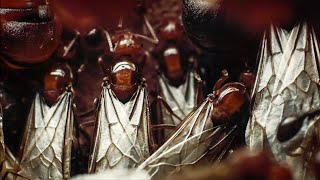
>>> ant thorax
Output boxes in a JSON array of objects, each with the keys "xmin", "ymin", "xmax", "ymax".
[
  {"xmin": 43, "ymin": 63, "xmax": 73, "ymax": 106},
  {"xmin": 110, "ymin": 61, "xmax": 139, "ymax": 103},
  {"xmin": 161, "ymin": 46, "xmax": 185, "ymax": 86},
  {"xmin": 210, "ymin": 83, "xmax": 248, "ymax": 124}
]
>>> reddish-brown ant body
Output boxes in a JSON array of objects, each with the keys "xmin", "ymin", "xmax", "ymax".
[
  {"xmin": 42, "ymin": 62, "xmax": 73, "ymax": 106},
  {"xmin": 0, "ymin": 1, "xmax": 62, "ymax": 69}
]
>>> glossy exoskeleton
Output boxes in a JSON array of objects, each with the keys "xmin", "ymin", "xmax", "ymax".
[
  {"xmin": 247, "ymin": 22, "xmax": 320, "ymax": 180},
  {"xmin": 1, "ymin": 0, "xmax": 47, "ymax": 8},
  {"xmin": 51, "ymin": 4, "xmax": 158, "ymax": 155},
  {"xmin": 182, "ymin": 0, "xmax": 260, "ymax": 56},
  {"xmin": 153, "ymin": 16, "xmax": 191, "ymax": 85},
  {"xmin": 239, "ymin": 68, "xmax": 256, "ymax": 93},
  {"xmin": 77, "ymin": 60, "xmax": 142, "ymax": 133},
  {"xmin": 42, "ymin": 62, "xmax": 74, "ymax": 106},
  {"xmin": 17, "ymin": 62, "xmax": 77, "ymax": 179},
  {"xmin": 182, "ymin": 0, "xmax": 319, "ymax": 55},
  {"xmin": 54, "ymin": 3, "xmax": 158, "ymax": 73},
  {"xmin": 99, "ymin": 14, "xmax": 159, "ymax": 71},
  {"xmin": 88, "ymin": 60, "xmax": 155, "ymax": 172},
  {"xmin": 210, "ymin": 70, "xmax": 248, "ymax": 124},
  {"xmin": 73, "ymin": 16, "xmax": 159, "ymax": 167},
  {"xmin": 52, "ymin": 0, "xmax": 152, "ymax": 34},
  {"xmin": 53, "ymin": 27, "xmax": 109, "ymax": 76},
  {"xmin": 0, "ymin": 1, "xmax": 62, "ymax": 69},
  {"xmin": 109, "ymin": 61, "xmax": 139, "ymax": 103},
  {"xmin": 138, "ymin": 70, "xmax": 249, "ymax": 179},
  {"xmin": 42, "ymin": 62, "xmax": 91, "ymax": 175},
  {"xmin": 150, "ymin": 16, "xmax": 204, "ymax": 146}
]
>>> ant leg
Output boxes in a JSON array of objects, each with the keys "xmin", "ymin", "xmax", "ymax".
[
  {"xmin": 79, "ymin": 120, "xmax": 95, "ymax": 129},
  {"xmin": 97, "ymin": 55, "xmax": 112, "ymax": 76},
  {"xmin": 102, "ymin": 30, "xmax": 114, "ymax": 52},
  {"xmin": 213, "ymin": 69, "xmax": 229, "ymax": 92},
  {"xmin": 156, "ymin": 96, "xmax": 183, "ymax": 121},
  {"xmin": 152, "ymin": 124, "xmax": 176, "ymax": 130},
  {"xmin": 187, "ymin": 55, "xmax": 205, "ymax": 104},
  {"xmin": 195, "ymin": 72, "xmax": 205, "ymax": 105},
  {"xmin": 77, "ymin": 37, "xmax": 89, "ymax": 73},
  {"xmin": 62, "ymin": 31, "xmax": 80, "ymax": 58},
  {"xmin": 134, "ymin": 15, "xmax": 159, "ymax": 44},
  {"xmin": 77, "ymin": 98, "xmax": 99, "ymax": 119},
  {"xmin": 144, "ymin": 15, "xmax": 159, "ymax": 44},
  {"xmin": 147, "ymin": 118, "xmax": 157, "ymax": 153},
  {"xmin": 151, "ymin": 95, "xmax": 182, "ymax": 145}
]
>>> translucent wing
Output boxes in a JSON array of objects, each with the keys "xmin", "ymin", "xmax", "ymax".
[
  {"xmin": 1, "ymin": 148, "xmax": 25, "ymax": 180},
  {"xmin": 247, "ymin": 22, "xmax": 320, "ymax": 179},
  {"xmin": 158, "ymin": 70, "xmax": 201, "ymax": 126},
  {"xmin": 276, "ymin": 109, "xmax": 320, "ymax": 180},
  {"xmin": 1, "ymin": 105, "xmax": 30, "ymax": 180},
  {"xmin": 18, "ymin": 92, "xmax": 74, "ymax": 179},
  {"xmin": 155, "ymin": 70, "xmax": 203, "ymax": 144},
  {"xmin": 1, "ymin": 104, "xmax": 17, "ymax": 179},
  {"xmin": 137, "ymin": 95, "xmax": 241, "ymax": 180},
  {"xmin": 246, "ymin": 24, "xmax": 285, "ymax": 149},
  {"xmin": 89, "ymin": 85, "xmax": 151, "ymax": 172},
  {"xmin": 71, "ymin": 168, "xmax": 150, "ymax": 180},
  {"xmin": 1, "ymin": 104, "xmax": 4, "ymax": 165}
]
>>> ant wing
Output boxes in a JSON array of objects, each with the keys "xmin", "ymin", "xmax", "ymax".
[
  {"xmin": 276, "ymin": 109, "xmax": 320, "ymax": 180},
  {"xmin": 157, "ymin": 71, "xmax": 200, "ymax": 125},
  {"xmin": 89, "ymin": 85, "xmax": 151, "ymax": 172},
  {"xmin": 247, "ymin": 22, "xmax": 320, "ymax": 149},
  {"xmin": 1, "ymin": 148, "xmax": 28, "ymax": 180},
  {"xmin": 138, "ymin": 95, "xmax": 241, "ymax": 179},
  {"xmin": 248, "ymin": 22, "xmax": 320, "ymax": 179},
  {"xmin": 204, "ymin": 123, "xmax": 242, "ymax": 164},
  {"xmin": 246, "ymin": 24, "xmax": 284, "ymax": 149},
  {"xmin": 18, "ymin": 92, "xmax": 74, "ymax": 179},
  {"xmin": 153, "ymin": 71, "xmax": 202, "ymax": 145},
  {"xmin": 1, "ymin": 104, "xmax": 26, "ymax": 179},
  {"xmin": 0, "ymin": 104, "xmax": 4, "ymax": 165}
]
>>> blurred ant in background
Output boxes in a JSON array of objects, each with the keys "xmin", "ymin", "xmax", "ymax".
[{"xmin": 147, "ymin": 15, "xmax": 205, "ymax": 145}]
